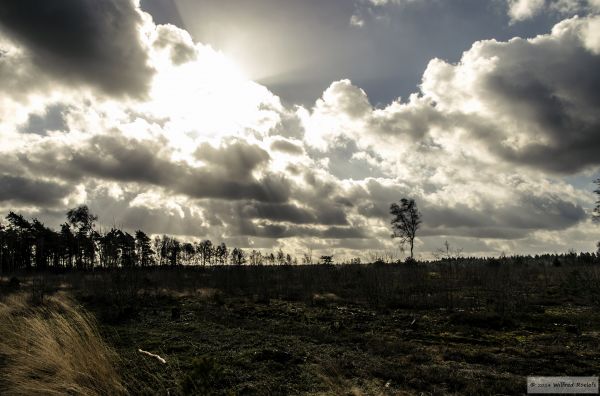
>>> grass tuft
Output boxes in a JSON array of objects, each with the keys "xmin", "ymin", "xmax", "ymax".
[{"xmin": 0, "ymin": 292, "xmax": 126, "ymax": 396}]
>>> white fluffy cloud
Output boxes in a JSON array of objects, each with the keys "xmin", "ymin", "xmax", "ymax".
[
  {"xmin": 508, "ymin": 0, "xmax": 546, "ymax": 22},
  {"xmin": 507, "ymin": 0, "xmax": 600, "ymax": 22}
]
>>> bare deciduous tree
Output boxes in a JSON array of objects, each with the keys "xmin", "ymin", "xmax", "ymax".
[{"xmin": 390, "ymin": 198, "xmax": 422, "ymax": 259}]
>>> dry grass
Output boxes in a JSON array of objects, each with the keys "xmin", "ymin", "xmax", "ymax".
[{"xmin": 0, "ymin": 292, "xmax": 126, "ymax": 395}]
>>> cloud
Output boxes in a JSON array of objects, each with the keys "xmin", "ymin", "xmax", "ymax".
[
  {"xmin": 12, "ymin": 132, "xmax": 292, "ymax": 204},
  {"xmin": 507, "ymin": 0, "xmax": 546, "ymax": 22},
  {"xmin": 350, "ymin": 14, "xmax": 366, "ymax": 27},
  {"xmin": 20, "ymin": 104, "xmax": 68, "ymax": 135},
  {"xmin": 364, "ymin": 0, "xmax": 423, "ymax": 6},
  {"xmin": 346, "ymin": 176, "xmax": 587, "ymax": 242},
  {"xmin": 152, "ymin": 24, "xmax": 197, "ymax": 65},
  {"xmin": 506, "ymin": 0, "xmax": 600, "ymax": 22},
  {"xmin": 0, "ymin": 3, "xmax": 597, "ymax": 260},
  {"xmin": 319, "ymin": 79, "xmax": 372, "ymax": 118},
  {"xmin": 0, "ymin": 0, "xmax": 154, "ymax": 97},
  {"xmin": 0, "ymin": 175, "xmax": 73, "ymax": 206},
  {"xmin": 270, "ymin": 139, "xmax": 304, "ymax": 155},
  {"xmin": 421, "ymin": 15, "xmax": 600, "ymax": 173},
  {"xmin": 304, "ymin": 16, "xmax": 600, "ymax": 174},
  {"xmin": 297, "ymin": 13, "xmax": 600, "ymax": 248},
  {"xmin": 194, "ymin": 141, "xmax": 271, "ymax": 181},
  {"xmin": 242, "ymin": 202, "xmax": 318, "ymax": 224}
]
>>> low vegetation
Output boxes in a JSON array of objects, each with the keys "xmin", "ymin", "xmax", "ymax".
[
  {"xmin": 0, "ymin": 291, "xmax": 125, "ymax": 395},
  {"xmin": 1, "ymin": 253, "xmax": 599, "ymax": 395}
]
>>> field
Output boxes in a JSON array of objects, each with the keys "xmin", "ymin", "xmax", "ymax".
[{"xmin": 1, "ymin": 256, "xmax": 600, "ymax": 395}]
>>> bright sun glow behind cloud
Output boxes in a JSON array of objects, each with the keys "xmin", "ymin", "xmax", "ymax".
[{"xmin": 139, "ymin": 36, "xmax": 282, "ymax": 160}]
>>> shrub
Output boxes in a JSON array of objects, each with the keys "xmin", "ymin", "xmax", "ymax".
[{"xmin": 179, "ymin": 356, "xmax": 224, "ymax": 395}]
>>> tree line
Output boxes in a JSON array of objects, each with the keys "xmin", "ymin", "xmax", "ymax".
[
  {"xmin": 2, "ymin": 178, "xmax": 598, "ymax": 273},
  {"xmin": 0, "ymin": 205, "xmax": 310, "ymax": 273}
]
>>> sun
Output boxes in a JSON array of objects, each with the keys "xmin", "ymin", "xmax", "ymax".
[{"xmin": 137, "ymin": 42, "xmax": 277, "ymax": 160}]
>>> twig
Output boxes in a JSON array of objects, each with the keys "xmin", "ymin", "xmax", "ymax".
[{"xmin": 138, "ymin": 348, "xmax": 166, "ymax": 364}]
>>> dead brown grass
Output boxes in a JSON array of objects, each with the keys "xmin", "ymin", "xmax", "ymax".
[{"xmin": 0, "ymin": 292, "xmax": 126, "ymax": 395}]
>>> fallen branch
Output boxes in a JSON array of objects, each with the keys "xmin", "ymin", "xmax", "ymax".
[{"xmin": 138, "ymin": 348, "xmax": 166, "ymax": 364}]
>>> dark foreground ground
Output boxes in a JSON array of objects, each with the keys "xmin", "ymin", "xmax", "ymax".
[{"xmin": 3, "ymin": 257, "xmax": 600, "ymax": 395}]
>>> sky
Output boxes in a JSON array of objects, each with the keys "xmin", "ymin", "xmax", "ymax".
[{"xmin": 0, "ymin": 0, "xmax": 599, "ymax": 260}]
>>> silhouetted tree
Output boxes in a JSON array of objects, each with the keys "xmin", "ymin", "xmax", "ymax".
[
  {"xmin": 118, "ymin": 231, "xmax": 136, "ymax": 268},
  {"xmin": 390, "ymin": 198, "xmax": 422, "ymax": 259},
  {"xmin": 302, "ymin": 249, "xmax": 313, "ymax": 265},
  {"xmin": 98, "ymin": 228, "xmax": 135, "ymax": 268},
  {"xmin": 182, "ymin": 242, "xmax": 195, "ymax": 264},
  {"xmin": 99, "ymin": 229, "xmax": 119, "ymax": 268},
  {"xmin": 231, "ymin": 248, "xmax": 245, "ymax": 265},
  {"xmin": 249, "ymin": 250, "xmax": 263, "ymax": 265},
  {"xmin": 320, "ymin": 255, "xmax": 333, "ymax": 265},
  {"xmin": 31, "ymin": 218, "xmax": 57, "ymax": 270},
  {"xmin": 135, "ymin": 230, "xmax": 154, "ymax": 267},
  {"xmin": 167, "ymin": 237, "xmax": 181, "ymax": 266},
  {"xmin": 215, "ymin": 242, "xmax": 228, "ymax": 265},
  {"xmin": 60, "ymin": 223, "xmax": 76, "ymax": 268},
  {"xmin": 5, "ymin": 212, "xmax": 33, "ymax": 270},
  {"xmin": 199, "ymin": 240, "xmax": 213, "ymax": 266},
  {"xmin": 154, "ymin": 235, "xmax": 176, "ymax": 266},
  {"xmin": 276, "ymin": 249, "xmax": 285, "ymax": 265},
  {"xmin": 152, "ymin": 235, "xmax": 166, "ymax": 265},
  {"xmin": 66, "ymin": 205, "xmax": 97, "ymax": 269}
]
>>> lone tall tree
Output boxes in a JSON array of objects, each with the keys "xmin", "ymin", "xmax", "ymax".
[{"xmin": 390, "ymin": 198, "xmax": 422, "ymax": 259}]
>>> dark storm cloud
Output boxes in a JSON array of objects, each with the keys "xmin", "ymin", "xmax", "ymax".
[
  {"xmin": 471, "ymin": 33, "xmax": 600, "ymax": 173},
  {"xmin": 180, "ymin": 173, "xmax": 290, "ymax": 203},
  {"xmin": 0, "ymin": 0, "xmax": 153, "ymax": 97},
  {"xmin": 0, "ymin": 174, "xmax": 72, "ymax": 206},
  {"xmin": 18, "ymin": 134, "xmax": 290, "ymax": 203},
  {"xmin": 194, "ymin": 141, "xmax": 270, "ymax": 181},
  {"xmin": 314, "ymin": 205, "xmax": 350, "ymax": 226},
  {"xmin": 420, "ymin": 196, "xmax": 586, "ymax": 240},
  {"xmin": 285, "ymin": 169, "xmax": 351, "ymax": 226},
  {"xmin": 60, "ymin": 134, "xmax": 177, "ymax": 185}
]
